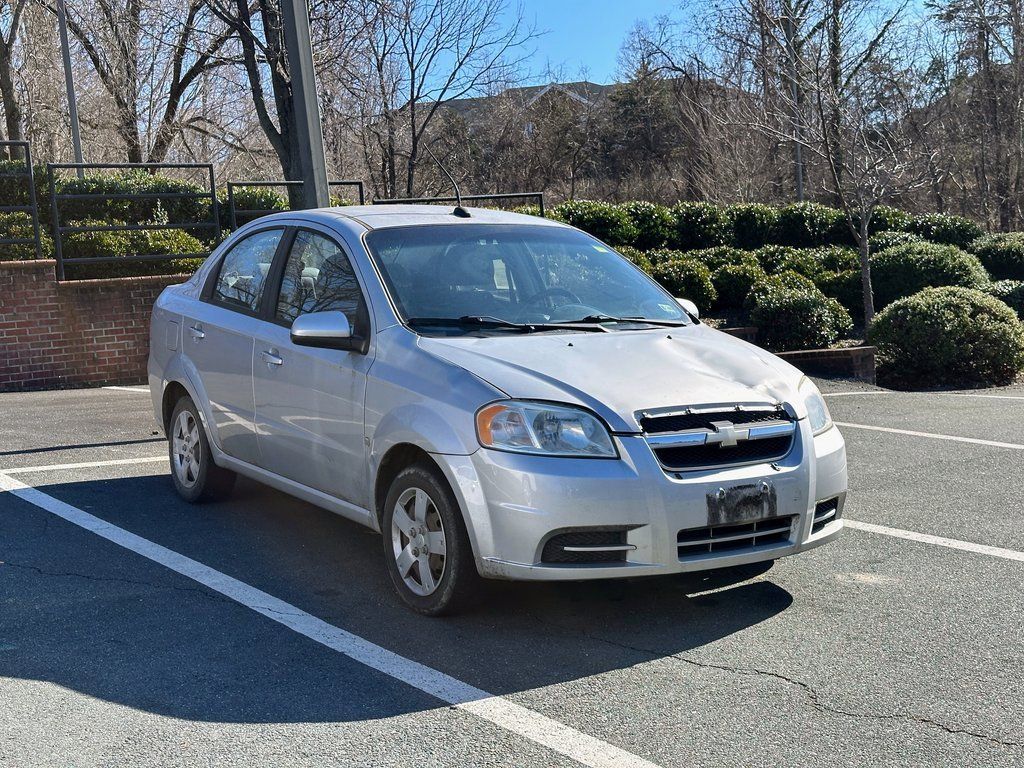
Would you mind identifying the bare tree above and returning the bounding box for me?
[0,0,28,145]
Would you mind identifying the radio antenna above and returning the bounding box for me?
[424,144,470,218]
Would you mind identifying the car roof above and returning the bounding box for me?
[262,204,569,232]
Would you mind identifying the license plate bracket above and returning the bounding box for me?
[706,482,778,526]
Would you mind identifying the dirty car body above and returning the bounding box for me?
[148,205,846,614]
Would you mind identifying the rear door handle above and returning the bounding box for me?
[189,324,205,341]
[261,350,283,367]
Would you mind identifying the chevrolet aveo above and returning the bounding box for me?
[148,205,847,615]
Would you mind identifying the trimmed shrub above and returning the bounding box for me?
[773,202,851,247]
[670,201,732,250]
[511,204,543,217]
[650,257,717,311]
[910,213,984,248]
[0,211,52,259]
[55,171,212,234]
[968,233,1024,280]
[988,279,1024,318]
[619,200,674,250]
[726,203,778,249]
[869,205,913,234]
[870,241,990,308]
[753,245,825,279]
[221,185,288,230]
[868,230,921,253]
[746,273,853,352]
[744,269,818,310]
[62,221,206,278]
[869,286,1024,388]
[812,245,860,272]
[551,199,637,246]
[615,245,654,273]
[677,246,757,272]
[816,269,863,316]
[712,262,766,310]
[0,160,46,207]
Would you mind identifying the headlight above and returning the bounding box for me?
[475,401,617,457]
[799,378,833,435]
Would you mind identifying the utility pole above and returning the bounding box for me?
[55,0,84,178]
[782,5,804,202]
[280,0,330,208]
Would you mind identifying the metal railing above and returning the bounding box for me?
[0,141,43,259]
[48,163,221,280]
[225,179,366,230]
[372,191,545,216]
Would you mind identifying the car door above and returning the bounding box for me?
[252,227,373,507]
[183,227,285,465]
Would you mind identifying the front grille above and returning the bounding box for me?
[678,515,795,559]
[640,405,796,472]
[654,435,793,471]
[641,408,788,434]
[541,529,630,564]
[812,498,841,534]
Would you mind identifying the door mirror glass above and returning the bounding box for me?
[676,297,700,320]
[290,311,354,350]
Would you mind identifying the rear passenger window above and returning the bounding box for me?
[276,230,365,331]
[211,229,283,311]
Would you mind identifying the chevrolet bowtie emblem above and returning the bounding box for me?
[707,420,748,447]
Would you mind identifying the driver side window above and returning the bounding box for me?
[211,229,283,312]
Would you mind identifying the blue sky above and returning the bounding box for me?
[516,0,678,84]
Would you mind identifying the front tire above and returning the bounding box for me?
[382,462,481,616]
[168,396,236,503]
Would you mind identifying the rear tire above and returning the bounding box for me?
[381,462,482,616]
[168,395,236,503]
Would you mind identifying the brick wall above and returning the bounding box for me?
[776,346,877,383]
[0,260,186,391]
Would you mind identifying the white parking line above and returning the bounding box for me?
[1,456,166,475]
[835,422,1024,450]
[824,390,1024,401]
[103,386,150,393]
[0,471,661,768]
[845,519,1024,563]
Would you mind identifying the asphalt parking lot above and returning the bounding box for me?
[1,380,1022,767]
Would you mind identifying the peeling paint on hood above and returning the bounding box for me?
[418,324,805,433]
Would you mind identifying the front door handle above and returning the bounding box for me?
[189,324,205,341]
[261,350,283,367]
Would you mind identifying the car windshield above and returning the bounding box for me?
[363,224,690,332]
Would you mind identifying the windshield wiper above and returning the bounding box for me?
[565,314,689,328]
[406,315,606,333]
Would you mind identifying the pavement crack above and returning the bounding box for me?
[0,559,235,607]
[525,611,1022,750]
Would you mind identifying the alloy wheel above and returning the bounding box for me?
[390,487,447,596]
[172,410,202,488]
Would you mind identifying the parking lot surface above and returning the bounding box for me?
[1,381,1022,767]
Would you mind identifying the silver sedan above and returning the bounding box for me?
[148,205,846,615]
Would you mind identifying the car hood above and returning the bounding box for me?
[418,324,805,433]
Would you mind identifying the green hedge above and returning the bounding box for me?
[54,171,213,231]
[221,186,289,230]
[968,233,1024,281]
[910,213,984,248]
[552,199,637,245]
[679,246,758,272]
[816,269,863,316]
[650,257,717,312]
[868,230,922,253]
[0,211,51,259]
[773,202,851,247]
[62,221,206,278]
[869,287,1024,388]
[670,202,732,250]
[619,200,674,250]
[616,245,654,273]
[869,242,990,308]
[712,262,766,310]
[726,203,778,249]
[745,272,853,351]
[988,279,1024,319]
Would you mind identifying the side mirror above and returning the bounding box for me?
[676,297,700,320]
[290,311,358,351]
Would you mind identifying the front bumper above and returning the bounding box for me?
[437,422,847,581]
